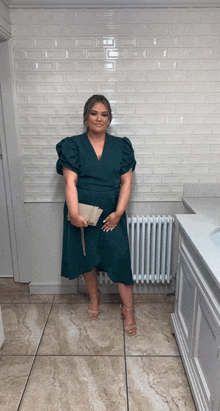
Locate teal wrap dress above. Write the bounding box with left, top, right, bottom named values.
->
left=56, top=132, right=136, bottom=285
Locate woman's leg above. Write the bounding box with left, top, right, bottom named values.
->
left=83, top=268, right=100, bottom=318
left=117, top=283, right=136, bottom=335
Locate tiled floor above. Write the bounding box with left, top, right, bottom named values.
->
left=0, top=278, right=196, bottom=411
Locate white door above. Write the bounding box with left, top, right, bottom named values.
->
left=0, top=108, right=14, bottom=277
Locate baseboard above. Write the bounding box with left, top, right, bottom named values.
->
left=133, top=282, right=174, bottom=294
left=79, top=274, right=175, bottom=294
left=29, top=277, right=175, bottom=295
left=29, top=280, right=79, bottom=294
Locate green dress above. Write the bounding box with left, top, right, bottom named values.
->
left=56, top=132, right=136, bottom=285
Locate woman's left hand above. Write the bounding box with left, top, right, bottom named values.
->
left=102, top=212, right=121, bottom=232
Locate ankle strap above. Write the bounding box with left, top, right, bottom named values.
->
left=122, top=305, right=133, bottom=310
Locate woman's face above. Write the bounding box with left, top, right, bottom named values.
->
left=87, top=102, right=109, bottom=135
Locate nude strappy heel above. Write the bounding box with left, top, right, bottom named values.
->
left=120, top=304, right=137, bottom=336
left=88, top=289, right=101, bottom=319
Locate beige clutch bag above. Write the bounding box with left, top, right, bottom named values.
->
left=67, top=203, right=103, bottom=256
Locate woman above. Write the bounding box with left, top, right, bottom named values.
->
left=56, top=95, right=137, bottom=335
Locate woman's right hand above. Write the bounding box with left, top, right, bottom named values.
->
left=70, top=214, right=88, bottom=228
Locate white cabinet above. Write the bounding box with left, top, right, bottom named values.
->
left=171, top=227, right=220, bottom=411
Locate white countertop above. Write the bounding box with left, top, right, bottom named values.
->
left=183, top=197, right=220, bottom=226
left=176, top=197, right=220, bottom=289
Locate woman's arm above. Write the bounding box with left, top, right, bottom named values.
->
left=102, top=168, right=133, bottom=232
left=63, top=166, right=88, bottom=228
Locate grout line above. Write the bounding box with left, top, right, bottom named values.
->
left=34, top=300, right=55, bottom=357
left=17, top=301, right=54, bottom=411
left=0, top=301, right=55, bottom=304
left=124, top=355, right=130, bottom=411
left=35, top=354, right=126, bottom=357
left=122, top=319, right=130, bottom=411
left=0, top=353, right=181, bottom=358
left=125, top=354, right=181, bottom=358
left=0, top=300, right=175, bottom=304
left=124, top=345, right=130, bottom=411
left=46, top=301, right=172, bottom=305
left=17, top=356, right=36, bottom=411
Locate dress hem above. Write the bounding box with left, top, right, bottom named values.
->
left=61, top=271, right=134, bottom=286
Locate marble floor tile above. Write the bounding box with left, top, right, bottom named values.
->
left=54, top=292, right=175, bottom=304
left=54, top=292, right=123, bottom=304
left=0, top=356, right=34, bottom=411
left=125, top=303, right=179, bottom=356
left=54, top=293, right=90, bottom=304
left=38, top=303, right=124, bottom=356
left=0, top=304, right=51, bottom=355
left=19, top=356, right=127, bottom=411
left=133, top=293, right=175, bottom=304
left=127, top=357, right=196, bottom=411
left=101, top=293, right=123, bottom=303
left=0, top=278, right=54, bottom=303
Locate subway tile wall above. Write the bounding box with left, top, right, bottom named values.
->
left=10, top=8, right=220, bottom=202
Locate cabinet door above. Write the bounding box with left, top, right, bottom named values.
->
left=213, top=334, right=220, bottom=411
left=192, top=286, right=220, bottom=411
left=176, top=252, right=196, bottom=353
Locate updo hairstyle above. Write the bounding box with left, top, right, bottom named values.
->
left=83, top=95, right=112, bottom=130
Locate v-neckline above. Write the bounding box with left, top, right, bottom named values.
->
left=86, top=133, right=108, bottom=162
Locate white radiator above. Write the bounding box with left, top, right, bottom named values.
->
left=99, top=215, right=174, bottom=285
left=127, top=215, right=174, bottom=284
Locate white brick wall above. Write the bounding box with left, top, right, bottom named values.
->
left=10, top=8, right=220, bottom=202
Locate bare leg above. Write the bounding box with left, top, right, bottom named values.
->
left=117, top=283, right=136, bottom=335
left=83, top=268, right=100, bottom=318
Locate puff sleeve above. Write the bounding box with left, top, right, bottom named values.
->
left=120, top=137, right=136, bottom=175
left=56, top=137, right=79, bottom=175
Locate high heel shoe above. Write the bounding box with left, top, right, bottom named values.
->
left=120, top=304, right=137, bottom=336
left=88, top=289, right=101, bottom=319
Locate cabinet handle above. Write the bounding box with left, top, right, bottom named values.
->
left=217, top=347, right=220, bottom=358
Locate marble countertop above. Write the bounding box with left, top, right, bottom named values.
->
left=176, top=197, right=220, bottom=289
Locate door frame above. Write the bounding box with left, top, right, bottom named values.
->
left=0, top=85, right=15, bottom=278
left=0, top=40, right=30, bottom=282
